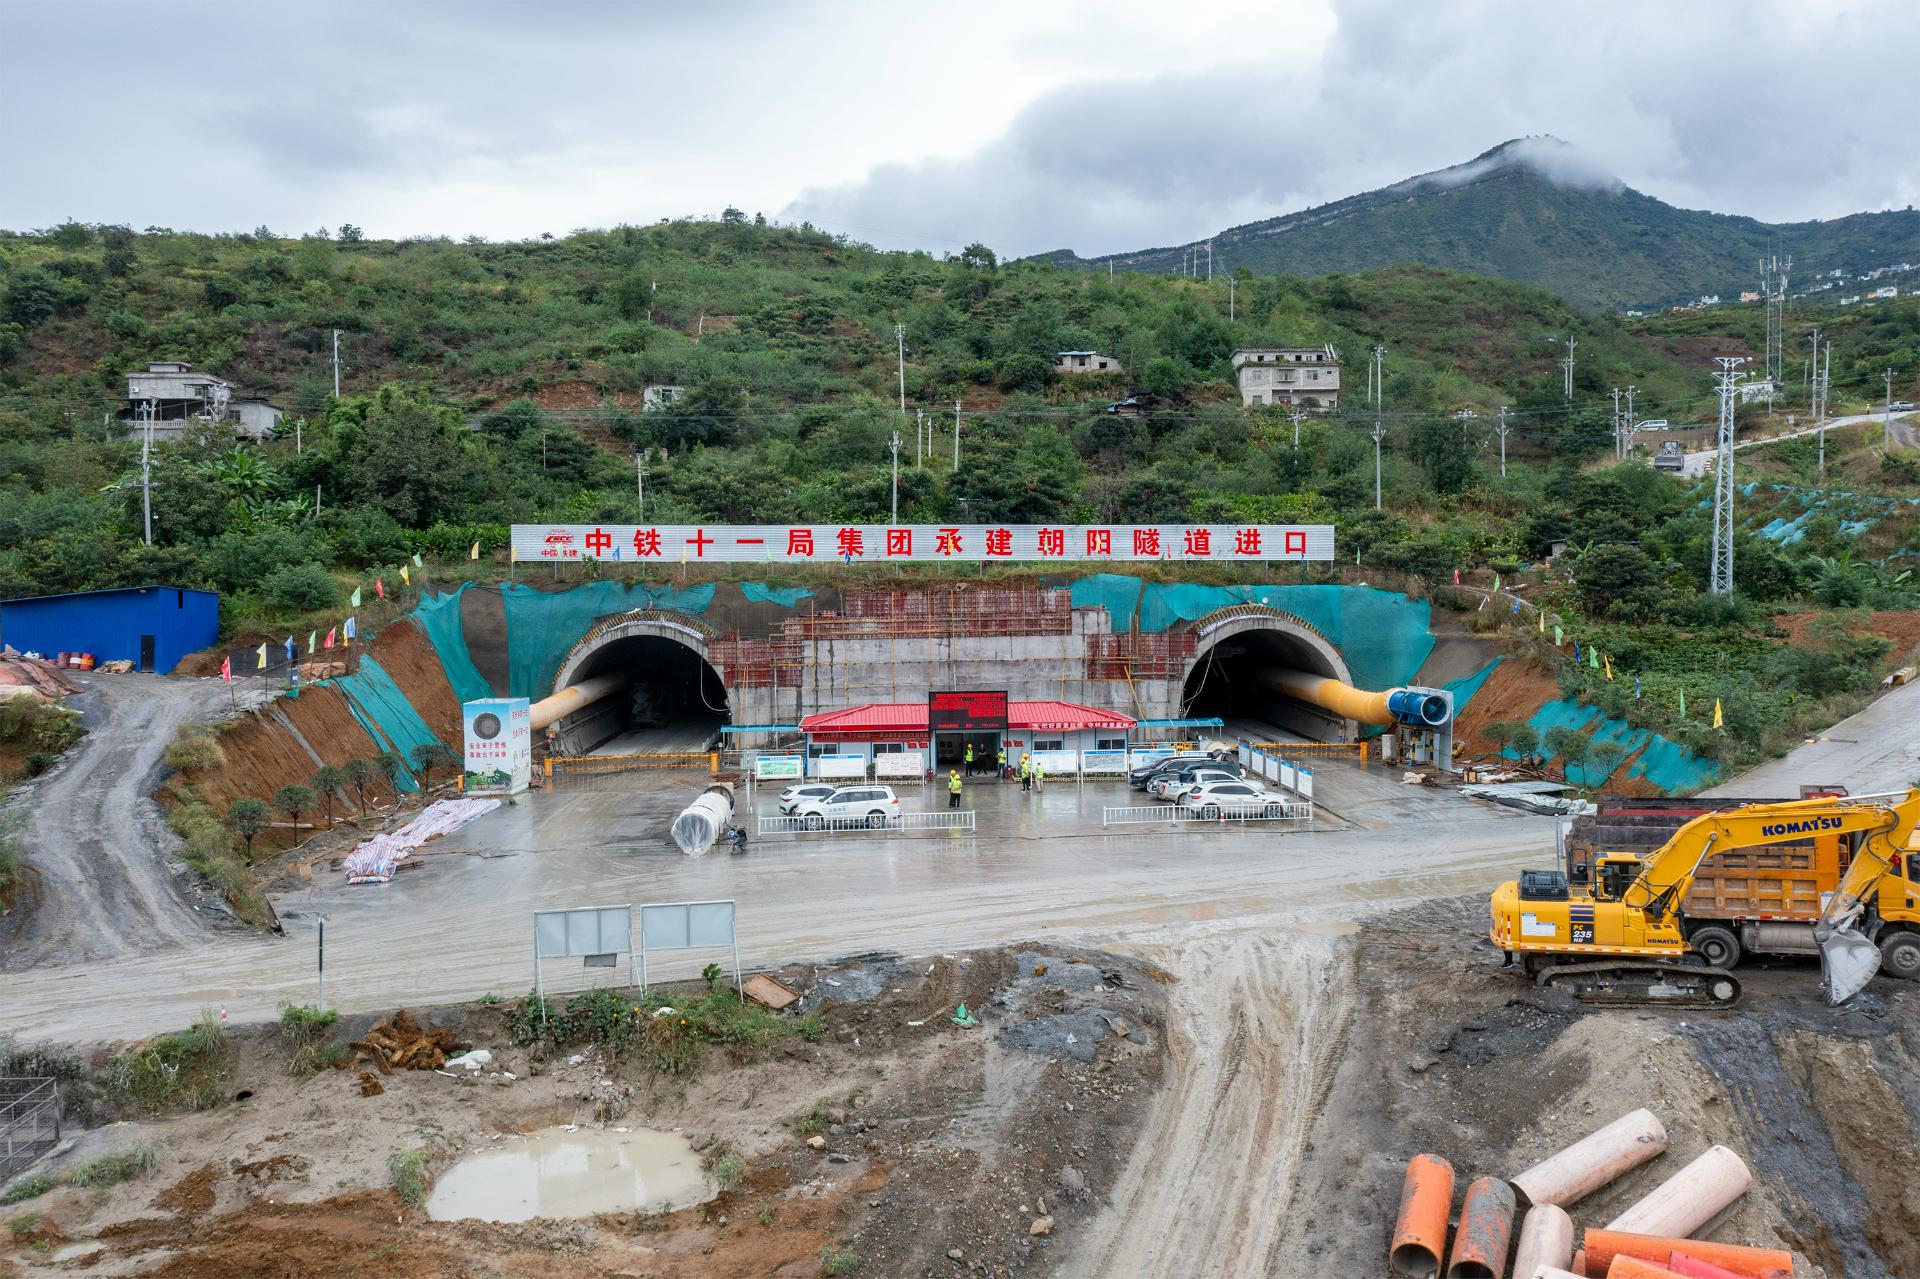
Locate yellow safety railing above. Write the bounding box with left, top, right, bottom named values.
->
left=1247, top=740, right=1370, bottom=763
left=544, top=751, right=719, bottom=780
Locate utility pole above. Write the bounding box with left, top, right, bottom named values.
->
left=952, top=400, right=961, bottom=473
left=1807, top=328, right=1820, bottom=403
left=1611, top=387, right=1622, bottom=459
left=1624, top=385, right=1636, bottom=459
left=635, top=452, right=647, bottom=513
left=1227, top=276, right=1236, bottom=322
left=1206, top=242, right=1213, bottom=281
left=1760, top=255, right=1789, bottom=384
left=1288, top=408, right=1304, bottom=448
left=330, top=329, right=342, bottom=397
left=1371, top=345, right=1385, bottom=410
left=914, top=408, right=924, bottom=466
left=1889, top=367, right=1898, bottom=452
left=1371, top=417, right=1385, bottom=511
left=1495, top=404, right=1511, bottom=477
left=1561, top=336, right=1577, bottom=400
left=890, top=430, right=901, bottom=524
left=894, top=324, right=906, bottom=416
left=1709, top=357, right=1748, bottom=595
left=138, top=399, right=154, bottom=545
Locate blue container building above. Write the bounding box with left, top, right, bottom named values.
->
left=0, top=585, right=220, bottom=674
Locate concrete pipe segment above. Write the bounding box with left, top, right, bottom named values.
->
left=1258, top=669, right=1451, bottom=727
left=529, top=674, right=628, bottom=732
left=1389, top=1153, right=1456, bottom=1277
left=1511, top=1204, right=1575, bottom=1278
left=1580, top=1230, right=1792, bottom=1279
left=1510, top=1108, right=1669, bottom=1207
left=1604, top=1145, right=1752, bottom=1239
left=1446, top=1175, right=1516, bottom=1279
left=670, top=783, right=735, bottom=857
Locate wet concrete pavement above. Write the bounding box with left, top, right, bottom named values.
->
left=0, top=764, right=1553, bottom=1045
left=1702, top=675, right=1920, bottom=800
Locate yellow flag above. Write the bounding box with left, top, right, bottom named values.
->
left=469, top=541, right=480, bottom=561
left=255, top=642, right=267, bottom=670
left=1712, top=698, right=1724, bottom=729
left=1603, top=655, right=1613, bottom=681
left=1537, top=609, right=1545, bottom=633
left=400, top=564, right=411, bottom=586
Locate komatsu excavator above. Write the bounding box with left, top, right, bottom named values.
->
left=1489, top=789, right=1920, bottom=1007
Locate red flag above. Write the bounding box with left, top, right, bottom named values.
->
left=375, top=577, right=385, bottom=599
left=220, top=655, right=231, bottom=682
left=1452, top=568, right=1460, bottom=585
left=324, top=626, right=336, bottom=649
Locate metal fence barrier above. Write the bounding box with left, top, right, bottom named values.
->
left=1245, top=740, right=1369, bottom=762
left=545, top=752, right=718, bottom=783
left=1101, top=802, right=1313, bottom=829
left=758, top=811, right=977, bottom=836
left=1, top=1078, right=61, bottom=1182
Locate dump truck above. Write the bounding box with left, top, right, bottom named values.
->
left=1652, top=440, right=1686, bottom=471
left=1561, top=796, right=1920, bottom=971
left=1489, top=790, right=1920, bottom=1007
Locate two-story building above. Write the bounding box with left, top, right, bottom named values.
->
left=1055, top=351, right=1124, bottom=375
left=1231, top=346, right=1341, bottom=409
left=123, top=361, right=284, bottom=442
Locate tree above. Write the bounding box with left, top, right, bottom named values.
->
left=262, top=563, right=340, bottom=612
left=653, top=377, right=746, bottom=450
left=340, top=388, right=488, bottom=526
left=379, top=750, right=413, bottom=793
left=996, top=354, right=1050, bottom=393
left=1482, top=720, right=1520, bottom=756
left=1587, top=739, right=1631, bottom=794
left=310, top=764, right=345, bottom=826
left=1544, top=728, right=1593, bottom=783
left=1506, top=723, right=1539, bottom=766
left=721, top=206, right=747, bottom=225
left=1406, top=415, right=1476, bottom=495
left=1574, top=544, right=1664, bottom=619
left=227, top=798, right=269, bottom=859
left=410, top=742, right=457, bottom=786
left=344, top=757, right=380, bottom=811
left=273, top=785, right=316, bottom=838
left=958, top=242, right=997, bottom=270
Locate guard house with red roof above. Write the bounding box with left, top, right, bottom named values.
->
left=798, top=695, right=1136, bottom=778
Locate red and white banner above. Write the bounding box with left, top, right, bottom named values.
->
left=511, top=523, right=1335, bottom=564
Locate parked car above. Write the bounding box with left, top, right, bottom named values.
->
left=1130, top=755, right=1197, bottom=789
left=777, top=783, right=840, bottom=815
left=1176, top=779, right=1294, bottom=818
left=792, top=784, right=902, bottom=830
left=1892, top=400, right=1916, bottom=412
left=1150, top=764, right=1241, bottom=799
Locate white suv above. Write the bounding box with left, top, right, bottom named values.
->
left=793, top=785, right=902, bottom=830
left=777, top=783, right=840, bottom=815
left=1151, top=767, right=1238, bottom=800
left=1177, top=779, right=1293, bottom=818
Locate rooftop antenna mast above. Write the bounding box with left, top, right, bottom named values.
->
left=1709, top=357, right=1749, bottom=595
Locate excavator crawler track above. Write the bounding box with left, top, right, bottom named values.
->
left=1533, top=960, right=1742, bottom=1009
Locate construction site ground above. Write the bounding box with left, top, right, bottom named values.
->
left=4, top=697, right=1919, bottom=1275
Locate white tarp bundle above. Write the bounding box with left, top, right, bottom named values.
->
left=343, top=797, right=501, bottom=883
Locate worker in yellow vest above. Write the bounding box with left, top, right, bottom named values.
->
left=947, top=770, right=963, bottom=808
left=996, top=747, right=1007, bottom=778
left=1032, top=758, right=1045, bottom=790
left=964, top=743, right=975, bottom=776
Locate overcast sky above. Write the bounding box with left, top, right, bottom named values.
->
left=2, top=0, right=1915, bottom=258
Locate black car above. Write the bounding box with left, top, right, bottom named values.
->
left=1128, top=751, right=1233, bottom=790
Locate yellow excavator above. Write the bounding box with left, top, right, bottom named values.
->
left=1489, top=789, right=1920, bottom=1007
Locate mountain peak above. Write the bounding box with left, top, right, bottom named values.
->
left=1407, top=135, right=1622, bottom=195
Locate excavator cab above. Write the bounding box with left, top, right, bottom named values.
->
left=1591, top=855, right=1643, bottom=903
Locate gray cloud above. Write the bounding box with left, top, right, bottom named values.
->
left=786, top=0, right=1920, bottom=258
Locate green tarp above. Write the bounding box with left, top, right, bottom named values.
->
left=321, top=654, right=447, bottom=792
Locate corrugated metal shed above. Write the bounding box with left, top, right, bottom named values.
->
left=800, top=700, right=1136, bottom=738
left=0, top=585, right=219, bottom=674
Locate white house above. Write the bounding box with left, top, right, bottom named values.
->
left=1054, top=351, right=1123, bottom=375
left=1231, top=346, right=1341, bottom=409
left=642, top=384, right=685, bottom=411
left=122, top=361, right=283, bottom=442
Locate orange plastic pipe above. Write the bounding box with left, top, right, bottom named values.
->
left=1582, top=1231, right=1792, bottom=1279
left=1447, top=1175, right=1516, bottom=1279
left=1667, top=1254, right=1748, bottom=1279
left=1608, top=1259, right=1682, bottom=1279
left=1391, top=1153, right=1456, bottom=1277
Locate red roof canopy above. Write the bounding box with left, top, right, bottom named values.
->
left=800, top=700, right=1135, bottom=738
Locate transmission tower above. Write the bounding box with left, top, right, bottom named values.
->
left=1709, top=357, right=1748, bottom=595
left=1760, top=255, right=1789, bottom=385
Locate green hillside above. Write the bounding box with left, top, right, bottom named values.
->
left=1035, top=140, right=1920, bottom=312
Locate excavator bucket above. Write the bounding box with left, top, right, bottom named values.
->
left=1817, top=926, right=1881, bottom=1004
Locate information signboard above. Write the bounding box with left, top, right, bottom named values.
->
left=929, top=690, right=1008, bottom=732
left=463, top=698, right=531, bottom=795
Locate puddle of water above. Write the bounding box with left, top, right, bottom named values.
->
left=1288, top=921, right=1361, bottom=937
left=426, top=1127, right=714, bottom=1223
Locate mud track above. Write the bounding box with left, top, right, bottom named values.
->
left=0, top=674, right=236, bottom=970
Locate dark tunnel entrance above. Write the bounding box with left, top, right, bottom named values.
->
left=1181, top=627, right=1349, bottom=741
left=560, top=635, right=730, bottom=754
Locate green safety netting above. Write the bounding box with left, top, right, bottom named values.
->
left=1514, top=698, right=1719, bottom=793
left=500, top=580, right=716, bottom=698
left=1067, top=576, right=1436, bottom=691
left=321, top=654, right=447, bottom=792
left=1443, top=657, right=1502, bottom=712
left=742, top=582, right=815, bottom=606
left=410, top=585, right=492, bottom=705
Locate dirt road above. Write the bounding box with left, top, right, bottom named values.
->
left=0, top=673, right=235, bottom=971
left=1064, top=925, right=1352, bottom=1278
